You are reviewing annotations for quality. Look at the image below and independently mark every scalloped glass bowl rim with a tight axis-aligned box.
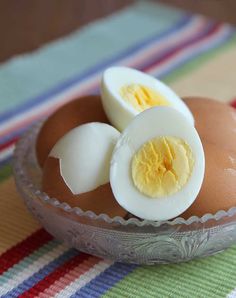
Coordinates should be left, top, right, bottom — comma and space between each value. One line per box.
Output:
13, 121, 236, 228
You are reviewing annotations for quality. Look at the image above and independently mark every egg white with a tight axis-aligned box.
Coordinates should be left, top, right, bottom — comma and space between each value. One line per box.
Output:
101, 66, 194, 131
50, 122, 120, 195
110, 106, 205, 221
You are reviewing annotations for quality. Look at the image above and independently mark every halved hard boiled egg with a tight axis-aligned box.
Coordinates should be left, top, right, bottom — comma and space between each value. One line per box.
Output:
42, 122, 127, 218
101, 67, 194, 131
110, 106, 205, 221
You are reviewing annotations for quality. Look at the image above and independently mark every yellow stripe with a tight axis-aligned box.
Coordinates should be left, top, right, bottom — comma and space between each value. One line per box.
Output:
0, 177, 40, 254
169, 44, 236, 102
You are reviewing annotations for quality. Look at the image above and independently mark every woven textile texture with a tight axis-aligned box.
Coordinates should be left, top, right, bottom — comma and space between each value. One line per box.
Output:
0, 2, 236, 297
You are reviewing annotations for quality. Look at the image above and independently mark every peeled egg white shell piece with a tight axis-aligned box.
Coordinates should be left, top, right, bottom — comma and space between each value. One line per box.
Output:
101, 66, 194, 131
50, 122, 120, 195
110, 106, 205, 221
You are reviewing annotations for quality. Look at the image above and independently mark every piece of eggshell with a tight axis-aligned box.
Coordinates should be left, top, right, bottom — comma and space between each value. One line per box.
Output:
42, 157, 127, 218
182, 142, 236, 219
36, 95, 109, 167
184, 97, 236, 152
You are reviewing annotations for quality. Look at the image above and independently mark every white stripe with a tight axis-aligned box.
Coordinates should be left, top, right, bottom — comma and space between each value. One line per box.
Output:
0, 78, 97, 136
0, 243, 68, 295
0, 16, 205, 136
0, 144, 14, 163
119, 17, 207, 68
150, 25, 232, 77
227, 288, 236, 298
53, 259, 113, 298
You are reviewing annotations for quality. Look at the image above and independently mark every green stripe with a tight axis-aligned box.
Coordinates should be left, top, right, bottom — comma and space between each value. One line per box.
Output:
163, 33, 236, 84
103, 245, 236, 298
0, 239, 60, 284
0, 163, 12, 182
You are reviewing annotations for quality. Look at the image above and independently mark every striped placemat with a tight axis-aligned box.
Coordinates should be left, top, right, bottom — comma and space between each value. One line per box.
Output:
1, 1, 236, 297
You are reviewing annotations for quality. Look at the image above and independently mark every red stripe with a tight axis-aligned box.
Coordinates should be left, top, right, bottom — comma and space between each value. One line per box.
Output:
0, 89, 94, 157
0, 99, 68, 139
0, 83, 96, 141
144, 23, 222, 73
0, 136, 19, 151
0, 229, 52, 275
19, 252, 93, 297
42, 257, 101, 297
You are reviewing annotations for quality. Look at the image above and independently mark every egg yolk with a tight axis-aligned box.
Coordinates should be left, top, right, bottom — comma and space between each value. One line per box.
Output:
120, 84, 170, 112
131, 136, 194, 198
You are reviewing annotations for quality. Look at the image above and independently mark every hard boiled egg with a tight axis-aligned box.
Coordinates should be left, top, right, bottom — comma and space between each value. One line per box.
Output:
180, 97, 236, 219
101, 67, 194, 131
42, 122, 127, 218
110, 106, 205, 221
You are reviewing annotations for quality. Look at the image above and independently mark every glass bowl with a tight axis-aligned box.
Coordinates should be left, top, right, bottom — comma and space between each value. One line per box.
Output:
13, 123, 236, 264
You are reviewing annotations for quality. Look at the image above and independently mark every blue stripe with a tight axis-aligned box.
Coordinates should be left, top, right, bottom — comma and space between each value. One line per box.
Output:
0, 128, 26, 146
1, 248, 78, 298
0, 119, 39, 146
0, 156, 12, 170
157, 27, 235, 80
137, 21, 216, 72
0, 15, 192, 124
0, 240, 59, 287
70, 262, 137, 298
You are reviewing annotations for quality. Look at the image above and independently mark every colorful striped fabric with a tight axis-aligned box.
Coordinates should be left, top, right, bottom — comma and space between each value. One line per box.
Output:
1, 1, 236, 297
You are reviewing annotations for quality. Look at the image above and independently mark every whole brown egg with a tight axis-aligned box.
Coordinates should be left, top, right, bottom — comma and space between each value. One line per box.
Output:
182, 97, 236, 219
184, 97, 236, 152
181, 142, 236, 218
36, 95, 109, 167
42, 157, 127, 218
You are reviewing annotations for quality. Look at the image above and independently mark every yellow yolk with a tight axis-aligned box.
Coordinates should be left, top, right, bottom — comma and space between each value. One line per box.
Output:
131, 136, 194, 198
120, 84, 170, 112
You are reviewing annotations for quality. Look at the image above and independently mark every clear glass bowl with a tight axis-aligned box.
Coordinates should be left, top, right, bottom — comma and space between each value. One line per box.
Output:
13, 123, 236, 264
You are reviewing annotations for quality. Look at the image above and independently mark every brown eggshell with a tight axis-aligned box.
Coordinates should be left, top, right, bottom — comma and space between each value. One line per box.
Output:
184, 97, 236, 152
36, 95, 109, 167
42, 157, 127, 218
182, 141, 236, 219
